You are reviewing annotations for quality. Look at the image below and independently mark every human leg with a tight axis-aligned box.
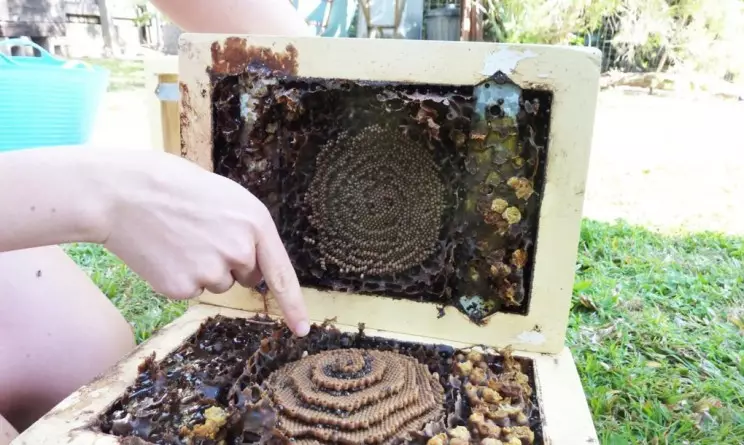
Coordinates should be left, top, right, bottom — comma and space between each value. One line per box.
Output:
0, 413, 17, 445
0, 246, 135, 432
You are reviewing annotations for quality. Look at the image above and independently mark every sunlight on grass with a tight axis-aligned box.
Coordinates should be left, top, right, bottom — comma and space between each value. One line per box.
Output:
63, 219, 744, 444
569, 220, 744, 444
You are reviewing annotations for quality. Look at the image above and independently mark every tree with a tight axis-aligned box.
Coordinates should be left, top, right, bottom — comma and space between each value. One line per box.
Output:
478, 0, 620, 45
477, 0, 744, 80
611, 0, 744, 78
97, 0, 116, 57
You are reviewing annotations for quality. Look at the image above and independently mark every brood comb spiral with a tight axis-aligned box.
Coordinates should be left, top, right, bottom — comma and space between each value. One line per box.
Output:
265, 348, 445, 444
306, 124, 446, 275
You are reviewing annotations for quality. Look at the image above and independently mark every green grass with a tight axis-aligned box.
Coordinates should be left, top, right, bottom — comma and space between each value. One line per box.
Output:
64, 219, 744, 444
569, 220, 744, 445
64, 243, 186, 343
79, 57, 145, 92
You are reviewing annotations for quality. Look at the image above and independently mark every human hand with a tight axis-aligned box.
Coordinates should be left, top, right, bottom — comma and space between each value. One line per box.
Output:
101, 150, 309, 336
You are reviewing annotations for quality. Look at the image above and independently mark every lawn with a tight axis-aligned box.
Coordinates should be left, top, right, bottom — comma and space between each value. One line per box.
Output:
64, 218, 744, 445
568, 220, 743, 444
81, 57, 145, 92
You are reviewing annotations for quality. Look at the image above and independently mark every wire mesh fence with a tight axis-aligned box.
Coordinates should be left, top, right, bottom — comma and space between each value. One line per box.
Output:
581, 18, 620, 73
574, 15, 667, 74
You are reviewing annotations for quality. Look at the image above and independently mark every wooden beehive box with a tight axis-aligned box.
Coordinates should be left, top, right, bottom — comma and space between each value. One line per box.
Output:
15, 35, 601, 445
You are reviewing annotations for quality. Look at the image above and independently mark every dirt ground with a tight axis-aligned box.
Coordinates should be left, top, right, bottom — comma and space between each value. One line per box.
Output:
585, 90, 744, 235
89, 87, 744, 236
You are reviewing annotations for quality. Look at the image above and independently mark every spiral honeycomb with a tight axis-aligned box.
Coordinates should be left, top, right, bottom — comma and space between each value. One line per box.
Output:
212, 71, 553, 318
305, 124, 446, 275
265, 348, 445, 444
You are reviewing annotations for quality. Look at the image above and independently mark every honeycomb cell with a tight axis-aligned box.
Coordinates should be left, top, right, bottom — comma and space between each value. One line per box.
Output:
266, 349, 445, 443
97, 316, 543, 444
306, 124, 445, 275
211, 67, 552, 320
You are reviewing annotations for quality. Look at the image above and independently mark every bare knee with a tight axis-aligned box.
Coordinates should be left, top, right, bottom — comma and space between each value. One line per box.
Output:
2, 312, 135, 431
0, 413, 18, 445
0, 246, 136, 431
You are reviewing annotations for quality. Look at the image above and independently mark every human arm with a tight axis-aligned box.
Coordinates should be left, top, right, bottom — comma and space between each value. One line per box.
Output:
148, 0, 315, 36
0, 147, 110, 251
0, 147, 310, 336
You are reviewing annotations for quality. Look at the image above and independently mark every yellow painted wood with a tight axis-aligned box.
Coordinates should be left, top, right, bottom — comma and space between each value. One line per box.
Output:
179, 35, 602, 355
14, 305, 598, 445
144, 56, 179, 153
14, 36, 602, 445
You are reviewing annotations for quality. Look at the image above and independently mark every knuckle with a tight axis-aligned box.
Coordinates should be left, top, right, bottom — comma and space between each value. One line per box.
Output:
268, 266, 296, 297
159, 281, 198, 300
210, 275, 235, 294
229, 244, 256, 268
199, 261, 227, 282
201, 275, 226, 292
199, 262, 235, 294
234, 267, 261, 288
250, 202, 275, 232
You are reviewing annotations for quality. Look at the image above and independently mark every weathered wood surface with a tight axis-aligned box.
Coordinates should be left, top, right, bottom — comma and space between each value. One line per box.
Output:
14, 304, 599, 444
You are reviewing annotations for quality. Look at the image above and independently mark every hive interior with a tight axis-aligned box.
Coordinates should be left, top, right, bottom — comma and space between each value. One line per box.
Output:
95, 315, 543, 445
211, 66, 553, 321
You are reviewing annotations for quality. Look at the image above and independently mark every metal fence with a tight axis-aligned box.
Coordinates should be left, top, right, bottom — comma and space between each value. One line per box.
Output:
346, 0, 654, 74
424, 0, 460, 11
421, 0, 460, 39
580, 15, 666, 74
580, 16, 620, 73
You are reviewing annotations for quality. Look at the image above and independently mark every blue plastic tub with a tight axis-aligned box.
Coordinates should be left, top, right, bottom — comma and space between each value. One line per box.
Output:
0, 39, 110, 152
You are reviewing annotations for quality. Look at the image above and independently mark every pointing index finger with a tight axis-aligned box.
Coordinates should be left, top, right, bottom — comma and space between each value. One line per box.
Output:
254, 221, 310, 337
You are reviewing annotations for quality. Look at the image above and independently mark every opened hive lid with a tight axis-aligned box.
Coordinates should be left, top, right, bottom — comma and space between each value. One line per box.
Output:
178, 34, 601, 354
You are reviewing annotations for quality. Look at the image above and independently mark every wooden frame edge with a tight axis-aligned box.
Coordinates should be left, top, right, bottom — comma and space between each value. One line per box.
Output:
14, 305, 597, 445
178, 34, 602, 354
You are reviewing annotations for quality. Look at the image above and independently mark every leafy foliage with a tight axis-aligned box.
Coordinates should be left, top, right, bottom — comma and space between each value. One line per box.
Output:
477, 0, 617, 44
478, 0, 744, 79
611, 0, 744, 78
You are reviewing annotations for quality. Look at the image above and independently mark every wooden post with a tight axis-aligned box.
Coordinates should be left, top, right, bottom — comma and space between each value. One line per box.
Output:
96, 0, 116, 56
460, 0, 484, 41
158, 73, 181, 156
144, 56, 180, 154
